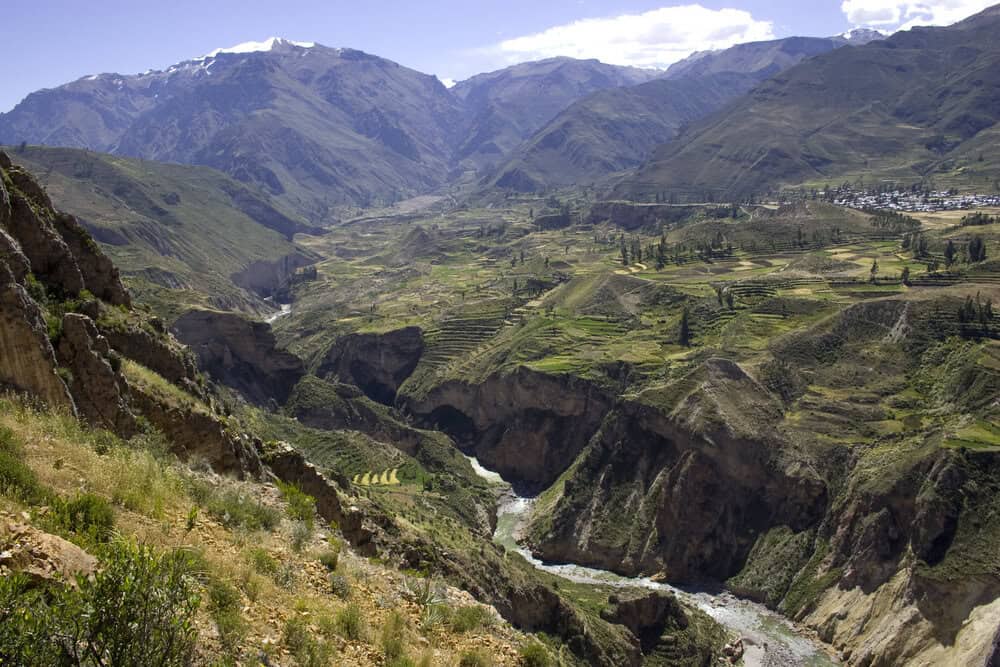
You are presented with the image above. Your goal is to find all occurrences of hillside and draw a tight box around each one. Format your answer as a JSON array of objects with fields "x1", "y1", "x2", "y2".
[
  {"x1": 0, "y1": 40, "x2": 465, "y2": 218},
  {"x1": 615, "y1": 5, "x2": 1000, "y2": 202},
  {"x1": 9, "y1": 146, "x2": 320, "y2": 320},
  {"x1": 451, "y1": 57, "x2": 660, "y2": 171},
  {"x1": 488, "y1": 73, "x2": 761, "y2": 192},
  {"x1": 489, "y1": 35, "x2": 876, "y2": 194}
]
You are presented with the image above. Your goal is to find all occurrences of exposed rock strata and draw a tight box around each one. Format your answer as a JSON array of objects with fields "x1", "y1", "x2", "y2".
[
  {"x1": 404, "y1": 366, "x2": 613, "y2": 492},
  {"x1": 318, "y1": 326, "x2": 424, "y2": 404},
  {"x1": 173, "y1": 309, "x2": 305, "y2": 405}
]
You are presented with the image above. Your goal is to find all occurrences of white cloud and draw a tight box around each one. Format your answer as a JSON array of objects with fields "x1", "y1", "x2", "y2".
[
  {"x1": 841, "y1": 0, "x2": 995, "y2": 30},
  {"x1": 490, "y1": 4, "x2": 775, "y2": 70}
]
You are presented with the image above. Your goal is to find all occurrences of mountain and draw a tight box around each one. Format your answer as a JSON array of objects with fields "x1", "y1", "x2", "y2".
[
  {"x1": 0, "y1": 39, "x2": 464, "y2": 218},
  {"x1": 615, "y1": 5, "x2": 1000, "y2": 201},
  {"x1": 664, "y1": 35, "x2": 860, "y2": 80},
  {"x1": 489, "y1": 35, "x2": 865, "y2": 193},
  {"x1": 487, "y1": 73, "x2": 762, "y2": 192},
  {"x1": 9, "y1": 146, "x2": 319, "y2": 319},
  {"x1": 450, "y1": 57, "x2": 660, "y2": 170}
]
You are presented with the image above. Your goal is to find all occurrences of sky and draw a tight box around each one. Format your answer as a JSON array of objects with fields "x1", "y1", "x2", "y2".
[{"x1": 2, "y1": 0, "x2": 996, "y2": 111}]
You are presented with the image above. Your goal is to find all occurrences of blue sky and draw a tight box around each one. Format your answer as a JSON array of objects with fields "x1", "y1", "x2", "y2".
[{"x1": 3, "y1": 0, "x2": 994, "y2": 111}]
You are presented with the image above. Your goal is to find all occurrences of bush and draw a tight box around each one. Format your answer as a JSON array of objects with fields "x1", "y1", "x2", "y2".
[
  {"x1": 319, "y1": 538, "x2": 342, "y2": 570},
  {"x1": 380, "y1": 610, "x2": 407, "y2": 661},
  {"x1": 450, "y1": 605, "x2": 493, "y2": 633},
  {"x1": 335, "y1": 603, "x2": 366, "y2": 641},
  {"x1": 0, "y1": 425, "x2": 47, "y2": 503},
  {"x1": 246, "y1": 547, "x2": 279, "y2": 576},
  {"x1": 51, "y1": 492, "x2": 115, "y2": 542},
  {"x1": 460, "y1": 649, "x2": 494, "y2": 667},
  {"x1": 0, "y1": 538, "x2": 201, "y2": 666},
  {"x1": 207, "y1": 578, "x2": 244, "y2": 652},
  {"x1": 291, "y1": 520, "x2": 312, "y2": 553},
  {"x1": 277, "y1": 481, "x2": 317, "y2": 529},
  {"x1": 519, "y1": 641, "x2": 552, "y2": 667},
  {"x1": 283, "y1": 616, "x2": 335, "y2": 667},
  {"x1": 329, "y1": 574, "x2": 351, "y2": 599},
  {"x1": 188, "y1": 479, "x2": 280, "y2": 531}
]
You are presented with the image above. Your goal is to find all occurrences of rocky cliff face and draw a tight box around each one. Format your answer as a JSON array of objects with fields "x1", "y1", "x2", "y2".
[
  {"x1": 173, "y1": 308, "x2": 305, "y2": 406},
  {"x1": 403, "y1": 366, "x2": 613, "y2": 492},
  {"x1": 0, "y1": 153, "x2": 260, "y2": 478},
  {"x1": 586, "y1": 202, "x2": 702, "y2": 231},
  {"x1": 318, "y1": 326, "x2": 424, "y2": 405},
  {"x1": 527, "y1": 359, "x2": 827, "y2": 581}
]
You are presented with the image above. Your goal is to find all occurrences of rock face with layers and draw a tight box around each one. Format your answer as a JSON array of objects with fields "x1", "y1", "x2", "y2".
[
  {"x1": 405, "y1": 366, "x2": 613, "y2": 492},
  {"x1": 56, "y1": 313, "x2": 136, "y2": 436},
  {"x1": 318, "y1": 326, "x2": 424, "y2": 404},
  {"x1": 0, "y1": 152, "x2": 261, "y2": 479},
  {"x1": 527, "y1": 358, "x2": 827, "y2": 581},
  {"x1": 172, "y1": 308, "x2": 305, "y2": 405}
]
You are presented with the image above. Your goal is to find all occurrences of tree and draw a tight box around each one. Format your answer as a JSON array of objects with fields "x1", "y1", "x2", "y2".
[
  {"x1": 620, "y1": 239, "x2": 629, "y2": 266},
  {"x1": 870, "y1": 258, "x2": 879, "y2": 283},
  {"x1": 679, "y1": 307, "x2": 692, "y2": 347},
  {"x1": 901, "y1": 266, "x2": 911, "y2": 286},
  {"x1": 725, "y1": 291, "x2": 735, "y2": 310},
  {"x1": 968, "y1": 236, "x2": 987, "y2": 263},
  {"x1": 945, "y1": 239, "x2": 956, "y2": 267}
]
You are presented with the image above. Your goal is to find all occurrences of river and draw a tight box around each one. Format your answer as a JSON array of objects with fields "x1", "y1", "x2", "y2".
[{"x1": 466, "y1": 456, "x2": 839, "y2": 667}]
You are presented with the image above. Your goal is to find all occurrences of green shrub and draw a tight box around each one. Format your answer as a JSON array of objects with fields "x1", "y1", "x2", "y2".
[
  {"x1": 0, "y1": 538, "x2": 200, "y2": 666},
  {"x1": 246, "y1": 547, "x2": 278, "y2": 575},
  {"x1": 0, "y1": 426, "x2": 48, "y2": 503},
  {"x1": 319, "y1": 537, "x2": 342, "y2": 570},
  {"x1": 519, "y1": 641, "x2": 552, "y2": 667},
  {"x1": 188, "y1": 479, "x2": 280, "y2": 531},
  {"x1": 277, "y1": 481, "x2": 316, "y2": 529},
  {"x1": 329, "y1": 574, "x2": 351, "y2": 599},
  {"x1": 459, "y1": 649, "x2": 494, "y2": 667},
  {"x1": 51, "y1": 492, "x2": 115, "y2": 542},
  {"x1": 207, "y1": 578, "x2": 244, "y2": 652},
  {"x1": 450, "y1": 605, "x2": 494, "y2": 633},
  {"x1": 291, "y1": 520, "x2": 312, "y2": 553},
  {"x1": 335, "y1": 603, "x2": 366, "y2": 641},
  {"x1": 380, "y1": 610, "x2": 407, "y2": 661},
  {"x1": 283, "y1": 616, "x2": 335, "y2": 667}
]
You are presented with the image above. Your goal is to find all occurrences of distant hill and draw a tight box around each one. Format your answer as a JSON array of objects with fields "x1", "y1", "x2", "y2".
[
  {"x1": 0, "y1": 40, "x2": 464, "y2": 219},
  {"x1": 489, "y1": 35, "x2": 863, "y2": 193},
  {"x1": 615, "y1": 5, "x2": 1000, "y2": 202},
  {"x1": 10, "y1": 146, "x2": 319, "y2": 319},
  {"x1": 486, "y1": 73, "x2": 762, "y2": 192},
  {"x1": 450, "y1": 57, "x2": 660, "y2": 171}
]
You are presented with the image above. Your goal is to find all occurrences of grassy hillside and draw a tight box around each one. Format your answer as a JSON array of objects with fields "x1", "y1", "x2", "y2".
[
  {"x1": 9, "y1": 146, "x2": 319, "y2": 320},
  {"x1": 615, "y1": 6, "x2": 1000, "y2": 202}
]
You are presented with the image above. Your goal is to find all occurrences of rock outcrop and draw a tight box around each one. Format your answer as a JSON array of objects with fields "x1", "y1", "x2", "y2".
[
  {"x1": 528, "y1": 359, "x2": 827, "y2": 581},
  {"x1": 172, "y1": 309, "x2": 305, "y2": 405},
  {"x1": 0, "y1": 273, "x2": 74, "y2": 411},
  {"x1": 600, "y1": 590, "x2": 688, "y2": 652},
  {"x1": 56, "y1": 313, "x2": 136, "y2": 436},
  {"x1": 318, "y1": 326, "x2": 424, "y2": 404},
  {"x1": 0, "y1": 153, "x2": 261, "y2": 479},
  {"x1": 404, "y1": 366, "x2": 613, "y2": 492}
]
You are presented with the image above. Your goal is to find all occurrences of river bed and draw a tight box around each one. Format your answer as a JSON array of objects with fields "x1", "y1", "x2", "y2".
[{"x1": 467, "y1": 456, "x2": 838, "y2": 667}]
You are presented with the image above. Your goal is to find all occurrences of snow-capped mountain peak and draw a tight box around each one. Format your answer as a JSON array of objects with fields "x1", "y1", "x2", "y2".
[{"x1": 200, "y1": 37, "x2": 315, "y2": 60}]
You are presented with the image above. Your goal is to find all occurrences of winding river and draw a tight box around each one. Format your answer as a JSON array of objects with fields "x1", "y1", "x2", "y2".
[{"x1": 466, "y1": 456, "x2": 838, "y2": 667}]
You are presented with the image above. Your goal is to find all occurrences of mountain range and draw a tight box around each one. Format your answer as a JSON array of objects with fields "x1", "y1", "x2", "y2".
[
  {"x1": 2, "y1": 10, "x2": 998, "y2": 213},
  {"x1": 615, "y1": 7, "x2": 1000, "y2": 201},
  {"x1": 0, "y1": 26, "x2": 902, "y2": 217}
]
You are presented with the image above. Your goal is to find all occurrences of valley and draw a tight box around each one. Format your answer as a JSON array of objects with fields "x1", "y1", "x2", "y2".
[{"x1": 2, "y1": 4, "x2": 1000, "y2": 666}]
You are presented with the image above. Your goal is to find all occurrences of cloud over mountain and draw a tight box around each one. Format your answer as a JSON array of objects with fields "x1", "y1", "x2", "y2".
[
  {"x1": 841, "y1": 0, "x2": 996, "y2": 30},
  {"x1": 492, "y1": 4, "x2": 774, "y2": 69}
]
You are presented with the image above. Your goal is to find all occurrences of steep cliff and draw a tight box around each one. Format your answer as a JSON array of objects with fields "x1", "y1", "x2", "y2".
[
  {"x1": 0, "y1": 152, "x2": 260, "y2": 478},
  {"x1": 172, "y1": 308, "x2": 305, "y2": 405}
]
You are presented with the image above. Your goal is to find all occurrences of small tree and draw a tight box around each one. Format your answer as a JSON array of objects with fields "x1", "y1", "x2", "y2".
[
  {"x1": 944, "y1": 239, "x2": 956, "y2": 267},
  {"x1": 870, "y1": 258, "x2": 879, "y2": 284},
  {"x1": 900, "y1": 266, "x2": 911, "y2": 286},
  {"x1": 679, "y1": 307, "x2": 692, "y2": 347}
]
